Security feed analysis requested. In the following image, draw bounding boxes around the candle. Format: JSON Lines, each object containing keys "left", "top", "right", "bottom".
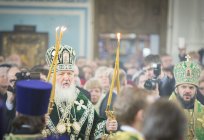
{"left": 117, "top": 33, "right": 121, "bottom": 42}
{"left": 106, "top": 32, "right": 121, "bottom": 109}
{"left": 116, "top": 33, "right": 120, "bottom": 94}
{"left": 47, "top": 26, "right": 67, "bottom": 114}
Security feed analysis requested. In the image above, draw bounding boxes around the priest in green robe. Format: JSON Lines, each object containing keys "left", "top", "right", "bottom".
{"left": 43, "top": 44, "right": 118, "bottom": 140}
{"left": 169, "top": 55, "right": 204, "bottom": 140}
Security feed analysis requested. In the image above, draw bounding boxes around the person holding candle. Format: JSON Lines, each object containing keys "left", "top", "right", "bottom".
{"left": 43, "top": 44, "right": 118, "bottom": 140}
{"left": 109, "top": 86, "right": 150, "bottom": 140}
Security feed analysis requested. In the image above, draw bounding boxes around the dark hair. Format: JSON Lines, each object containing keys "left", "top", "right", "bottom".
{"left": 144, "top": 54, "right": 161, "bottom": 66}
{"left": 143, "top": 99, "right": 186, "bottom": 140}
{"left": 12, "top": 114, "right": 45, "bottom": 133}
{"left": 0, "top": 63, "right": 12, "bottom": 68}
{"left": 31, "top": 65, "right": 49, "bottom": 76}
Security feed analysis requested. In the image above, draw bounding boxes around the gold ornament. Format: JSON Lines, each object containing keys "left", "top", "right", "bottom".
{"left": 56, "top": 121, "right": 66, "bottom": 134}
{"left": 72, "top": 121, "right": 81, "bottom": 134}
{"left": 66, "top": 122, "right": 72, "bottom": 133}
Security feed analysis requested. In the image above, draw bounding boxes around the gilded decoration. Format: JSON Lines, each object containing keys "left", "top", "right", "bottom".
{"left": 0, "top": 30, "right": 48, "bottom": 67}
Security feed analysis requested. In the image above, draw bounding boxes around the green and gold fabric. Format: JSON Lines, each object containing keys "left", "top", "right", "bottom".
{"left": 173, "top": 55, "right": 201, "bottom": 87}
{"left": 46, "top": 44, "right": 76, "bottom": 72}
{"left": 170, "top": 93, "right": 204, "bottom": 140}
{"left": 108, "top": 131, "right": 144, "bottom": 140}
{"left": 4, "top": 134, "right": 44, "bottom": 140}
{"left": 43, "top": 88, "right": 106, "bottom": 140}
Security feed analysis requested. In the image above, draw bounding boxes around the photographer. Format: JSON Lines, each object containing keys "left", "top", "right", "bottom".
{"left": 4, "top": 65, "right": 21, "bottom": 134}
{"left": 143, "top": 54, "right": 175, "bottom": 97}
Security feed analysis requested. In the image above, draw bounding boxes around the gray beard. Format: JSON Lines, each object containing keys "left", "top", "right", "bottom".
{"left": 54, "top": 83, "right": 77, "bottom": 103}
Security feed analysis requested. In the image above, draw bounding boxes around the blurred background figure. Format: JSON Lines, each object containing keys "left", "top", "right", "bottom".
{"left": 6, "top": 54, "right": 22, "bottom": 67}
{"left": 0, "top": 99, "right": 4, "bottom": 140}
{"left": 0, "top": 64, "right": 10, "bottom": 96}
{"left": 84, "top": 77, "right": 105, "bottom": 115}
{"left": 100, "top": 69, "right": 127, "bottom": 119}
{"left": 143, "top": 99, "right": 187, "bottom": 140}
{"left": 80, "top": 65, "right": 94, "bottom": 85}
{"left": 30, "top": 65, "right": 49, "bottom": 81}
{"left": 160, "top": 53, "right": 173, "bottom": 70}
{"left": 74, "top": 65, "right": 82, "bottom": 87}
{"left": 0, "top": 63, "right": 15, "bottom": 134}
{"left": 110, "top": 86, "right": 151, "bottom": 140}
{"left": 94, "top": 66, "right": 112, "bottom": 95}
{"left": 196, "top": 79, "right": 204, "bottom": 105}
{"left": 132, "top": 70, "right": 147, "bottom": 89}
{"left": 0, "top": 55, "right": 5, "bottom": 64}
{"left": 74, "top": 65, "right": 91, "bottom": 100}
{"left": 4, "top": 80, "right": 52, "bottom": 140}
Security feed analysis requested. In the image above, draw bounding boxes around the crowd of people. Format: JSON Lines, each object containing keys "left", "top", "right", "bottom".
{"left": 0, "top": 43, "right": 204, "bottom": 140}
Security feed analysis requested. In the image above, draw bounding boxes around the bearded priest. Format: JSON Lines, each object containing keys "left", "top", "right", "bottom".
{"left": 42, "top": 44, "right": 118, "bottom": 140}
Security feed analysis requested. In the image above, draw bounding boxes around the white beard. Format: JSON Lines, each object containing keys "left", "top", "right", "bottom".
{"left": 54, "top": 83, "right": 77, "bottom": 103}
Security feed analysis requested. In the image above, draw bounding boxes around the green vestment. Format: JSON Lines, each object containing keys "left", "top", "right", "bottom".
{"left": 44, "top": 88, "right": 106, "bottom": 140}
{"left": 4, "top": 134, "right": 44, "bottom": 140}
{"left": 170, "top": 93, "right": 204, "bottom": 140}
{"left": 109, "top": 131, "right": 144, "bottom": 140}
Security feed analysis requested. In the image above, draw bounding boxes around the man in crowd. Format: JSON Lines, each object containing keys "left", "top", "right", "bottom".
{"left": 143, "top": 54, "right": 175, "bottom": 97}
{"left": 169, "top": 55, "right": 204, "bottom": 140}
{"left": 0, "top": 99, "right": 4, "bottom": 140}
{"left": 4, "top": 80, "right": 52, "bottom": 140}
{"left": 43, "top": 44, "right": 117, "bottom": 140}
{"left": 0, "top": 64, "right": 16, "bottom": 134}
{"left": 110, "top": 86, "right": 150, "bottom": 140}
{"left": 143, "top": 98, "right": 187, "bottom": 140}
{"left": 84, "top": 77, "right": 105, "bottom": 115}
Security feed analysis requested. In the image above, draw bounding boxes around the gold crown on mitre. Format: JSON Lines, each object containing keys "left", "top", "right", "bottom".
{"left": 174, "top": 55, "right": 201, "bottom": 87}
{"left": 45, "top": 44, "right": 76, "bottom": 71}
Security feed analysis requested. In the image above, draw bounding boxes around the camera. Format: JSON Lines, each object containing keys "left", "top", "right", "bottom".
{"left": 7, "top": 71, "right": 40, "bottom": 94}
{"left": 144, "top": 63, "right": 161, "bottom": 90}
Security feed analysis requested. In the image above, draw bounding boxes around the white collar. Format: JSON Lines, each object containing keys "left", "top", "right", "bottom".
{"left": 120, "top": 125, "right": 144, "bottom": 138}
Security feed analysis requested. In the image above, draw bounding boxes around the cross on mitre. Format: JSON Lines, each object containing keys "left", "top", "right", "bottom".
{"left": 185, "top": 55, "right": 191, "bottom": 62}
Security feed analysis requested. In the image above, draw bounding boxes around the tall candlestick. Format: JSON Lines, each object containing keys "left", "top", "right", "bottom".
{"left": 116, "top": 33, "right": 120, "bottom": 94}
{"left": 47, "top": 26, "right": 67, "bottom": 114}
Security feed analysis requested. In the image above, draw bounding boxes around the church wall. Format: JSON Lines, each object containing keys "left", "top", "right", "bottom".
{"left": 0, "top": 0, "right": 93, "bottom": 58}
{"left": 167, "top": 0, "right": 204, "bottom": 63}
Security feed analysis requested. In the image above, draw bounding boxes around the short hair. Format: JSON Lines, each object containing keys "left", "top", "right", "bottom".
{"left": 31, "top": 65, "right": 49, "bottom": 76}
{"left": 144, "top": 54, "right": 161, "bottom": 66}
{"left": 12, "top": 114, "right": 45, "bottom": 133}
{"left": 94, "top": 66, "right": 110, "bottom": 78}
{"left": 113, "top": 86, "right": 148, "bottom": 125}
{"left": 84, "top": 78, "right": 102, "bottom": 91}
{"left": 143, "top": 98, "right": 187, "bottom": 140}
{"left": 132, "top": 70, "right": 145, "bottom": 86}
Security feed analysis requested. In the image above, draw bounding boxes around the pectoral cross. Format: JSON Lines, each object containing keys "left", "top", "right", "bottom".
{"left": 74, "top": 100, "right": 87, "bottom": 110}
{"left": 197, "top": 115, "right": 204, "bottom": 128}
{"left": 66, "top": 119, "right": 72, "bottom": 133}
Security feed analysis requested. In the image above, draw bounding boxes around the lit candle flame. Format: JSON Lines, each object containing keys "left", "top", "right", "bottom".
{"left": 61, "top": 26, "right": 67, "bottom": 32}
{"left": 117, "top": 33, "right": 121, "bottom": 41}
{"left": 56, "top": 27, "right": 59, "bottom": 32}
